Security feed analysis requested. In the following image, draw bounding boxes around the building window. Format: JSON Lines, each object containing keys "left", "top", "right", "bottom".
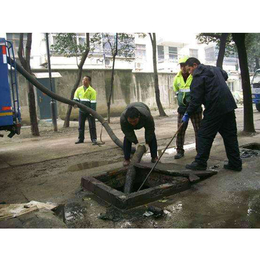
{"left": 157, "top": 45, "right": 164, "bottom": 62}
{"left": 135, "top": 44, "right": 146, "bottom": 59}
{"left": 189, "top": 49, "right": 198, "bottom": 58}
{"left": 6, "top": 33, "right": 27, "bottom": 57}
{"left": 205, "top": 47, "right": 216, "bottom": 62}
{"left": 169, "top": 47, "right": 178, "bottom": 62}
{"left": 78, "top": 37, "right": 85, "bottom": 46}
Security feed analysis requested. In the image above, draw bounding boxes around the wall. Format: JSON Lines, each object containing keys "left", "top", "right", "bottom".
{"left": 17, "top": 69, "right": 177, "bottom": 124}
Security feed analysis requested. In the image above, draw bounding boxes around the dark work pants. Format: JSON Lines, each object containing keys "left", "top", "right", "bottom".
{"left": 176, "top": 112, "right": 202, "bottom": 154}
{"left": 78, "top": 110, "right": 97, "bottom": 142}
{"left": 195, "top": 110, "right": 242, "bottom": 168}
{"left": 123, "top": 134, "right": 158, "bottom": 160}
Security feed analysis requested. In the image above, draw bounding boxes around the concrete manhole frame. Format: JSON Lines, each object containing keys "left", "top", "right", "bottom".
{"left": 81, "top": 163, "right": 216, "bottom": 210}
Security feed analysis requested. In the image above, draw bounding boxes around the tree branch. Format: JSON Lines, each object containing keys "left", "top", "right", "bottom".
{"left": 200, "top": 33, "right": 221, "bottom": 39}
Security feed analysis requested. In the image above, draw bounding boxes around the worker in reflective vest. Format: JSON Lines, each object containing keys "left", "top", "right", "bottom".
{"left": 173, "top": 56, "right": 202, "bottom": 159}
{"left": 73, "top": 76, "right": 98, "bottom": 145}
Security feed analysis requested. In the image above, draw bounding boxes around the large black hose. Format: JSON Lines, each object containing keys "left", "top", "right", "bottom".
{"left": 8, "top": 57, "right": 133, "bottom": 152}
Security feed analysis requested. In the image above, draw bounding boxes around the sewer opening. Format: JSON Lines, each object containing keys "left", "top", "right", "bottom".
{"left": 241, "top": 143, "right": 260, "bottom": 150}
{"left": 240, "top": 143, "right": 260, "bottom": 158}
{"left": 95, "top": 166, "right": 188, "bottom": 194}
{"left": 81, "top": 164, "right": 217, "bottom": 209}
{"left": 116, "top": 183, "right": 150, "bottom": 192}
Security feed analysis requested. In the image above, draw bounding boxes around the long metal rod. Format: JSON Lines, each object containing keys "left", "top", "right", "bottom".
{"left": 137, "top": 122, "right": 185, "bottom": 192}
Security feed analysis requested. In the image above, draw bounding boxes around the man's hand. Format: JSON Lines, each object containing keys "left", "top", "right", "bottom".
{"left": 181, "top": 112, "right": 189, "bottom": 123}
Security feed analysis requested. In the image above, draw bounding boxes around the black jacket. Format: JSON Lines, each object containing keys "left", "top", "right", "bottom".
{"left": 120, "top": 102, "right": 155, "bottom": 144}
{"left": 186, "top": 64, "right": 237, "bottom": 118}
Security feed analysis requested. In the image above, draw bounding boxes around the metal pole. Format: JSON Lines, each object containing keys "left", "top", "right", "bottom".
{"left": 45, "top": 33, "right": 58, "bottom": 132}
{"left": 137, "top": 123, "right": 184, "bottom": 192}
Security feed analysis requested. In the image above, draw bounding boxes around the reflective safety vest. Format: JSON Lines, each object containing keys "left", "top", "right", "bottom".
{"left": 173, "top": 71, "right": 193, "bottom": 107}
{"left": 73, "top": 85, "right": 97, "bottom": 111}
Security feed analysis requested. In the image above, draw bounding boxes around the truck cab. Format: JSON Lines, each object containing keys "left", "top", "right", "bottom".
{"left": 251, "top": 69, "right": 260, "bottom": 112}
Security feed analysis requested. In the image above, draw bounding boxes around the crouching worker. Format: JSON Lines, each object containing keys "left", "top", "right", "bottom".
{"left": 120, "top": 102, "right": 158, "bottom": 166}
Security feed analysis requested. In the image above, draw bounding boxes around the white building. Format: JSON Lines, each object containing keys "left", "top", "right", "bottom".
{"left": 5, "top": 32, "right": 241, "bottom": 92}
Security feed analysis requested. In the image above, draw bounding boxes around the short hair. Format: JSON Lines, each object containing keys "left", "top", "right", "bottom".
{"left": 125, "top": 106, "right": 140, "bottom": 119}
{"left": 185, "top": 57, "right": 201, "bottom": 67}
{"left": 84, "top": 75, "right": 91, "bottom": 81}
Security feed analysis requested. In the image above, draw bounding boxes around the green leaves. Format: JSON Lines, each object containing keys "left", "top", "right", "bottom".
{"left": 51, "top": 33, "right": 135, "bottom": 60}
{"left": 51, "top": 33, "right": 90, "bottom": 57}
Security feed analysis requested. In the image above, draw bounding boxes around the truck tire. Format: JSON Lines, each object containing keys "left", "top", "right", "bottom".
{"left": 256, "top": 103, "right": 260, "bottom": 112}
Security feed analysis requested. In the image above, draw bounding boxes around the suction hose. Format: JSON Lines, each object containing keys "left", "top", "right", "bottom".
{"left": 8, "top": 57, "right": 134, "bottom": 152}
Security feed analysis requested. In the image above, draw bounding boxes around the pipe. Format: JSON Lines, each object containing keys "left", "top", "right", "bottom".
{"left": 8, "top": 57, "right": 134, "bottom": 152}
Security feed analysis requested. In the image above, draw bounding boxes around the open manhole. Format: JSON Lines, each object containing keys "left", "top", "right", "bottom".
{"left": 241, "top": 143, "right": 260, "bottom": 150}
{"left": 240, "top": 143, "right": 260, "bottom": 158}
{"left": 81, "top": 163, "right": 216, "bottom": 210}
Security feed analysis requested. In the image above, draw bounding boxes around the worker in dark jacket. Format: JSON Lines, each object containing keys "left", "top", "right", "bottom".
{"left": 183, "top": 57, "right": 242, "bottom": 171}
{"left": 120, "top": 102, "right": 158, "bottom": 166}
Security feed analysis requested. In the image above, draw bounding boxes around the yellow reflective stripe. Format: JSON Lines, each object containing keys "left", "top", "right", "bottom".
{"left": 0, "top": 112, "right": 13, "bottom": 116}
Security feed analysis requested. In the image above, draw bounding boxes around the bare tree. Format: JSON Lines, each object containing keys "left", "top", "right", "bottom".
{"left": 102, "top": 33, "right": 135, "bottom": 123}
{"left": 149, "top": 33, "right": 167, "bottom": 117}
{"left": 216, "top": 33, "right": 229, "bottom": 69}
{"left": 106, "top": 33, "right": 118, "bottom": 123}
{"left": 18, "top": 33, "right": 40, "bottom": 136}
{"left": 197, "top": 33, "right": 229, "bottom": 68}
{"left": 232, "top": 33, "right": 255, "bottom": 133}
{"left": 52, "top": 33, "right": 92, "bottom": 127}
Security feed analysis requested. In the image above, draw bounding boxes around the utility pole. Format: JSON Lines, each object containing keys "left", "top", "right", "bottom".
{"left": 45, "top": 33, "right": 58, "bottom": 132}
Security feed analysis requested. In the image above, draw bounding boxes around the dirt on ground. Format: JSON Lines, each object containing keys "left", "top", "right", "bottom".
{"left": 1, "top": 107, "right": 260, "bottom": 228}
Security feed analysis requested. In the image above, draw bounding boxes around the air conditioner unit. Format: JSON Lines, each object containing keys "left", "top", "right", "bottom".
{"left": 135, "top": 62, "right": 143, "bottom": 70}
{"left": 40, "top": 55, "right": 47, "bottom": 67}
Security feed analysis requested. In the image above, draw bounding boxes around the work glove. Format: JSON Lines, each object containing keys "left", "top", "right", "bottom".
{"left": 181, "top": 112, "right": 189, "bottom": 123}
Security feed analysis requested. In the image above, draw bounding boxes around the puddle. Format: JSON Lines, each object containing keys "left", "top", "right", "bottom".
{"left": 240, "top": 149, "right": 260, "bottom": 159}
{"left": 163, "top": 190, "right": 260, "bottom": 228}
{"left": 64, "top": 203, "right": 86, "bottom": 224}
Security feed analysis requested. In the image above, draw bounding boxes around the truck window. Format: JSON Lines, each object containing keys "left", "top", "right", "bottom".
{"left": 252, "top": 71, "right": 260, "bottom": 87}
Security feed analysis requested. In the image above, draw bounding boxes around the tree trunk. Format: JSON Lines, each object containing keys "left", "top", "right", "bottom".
{"left": 255, "top": 56, "right": 260, "bottom": 71}
{"left": 18, "top": 33, "right": 40, "bottom": 136}
{"left": 216, "top": 33, "right": 228, "bottom": 68}
{"left": 149, "top": 33, "right": 167, "bottom": 117}
{"left": 63, "top": 33, "right": 90, "bottom": 128}
{"left": 107, "top": 33, "right": 118, "bottom": 124}
{"left": 232, "top": 33, "right": 255, "bottom": 133}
